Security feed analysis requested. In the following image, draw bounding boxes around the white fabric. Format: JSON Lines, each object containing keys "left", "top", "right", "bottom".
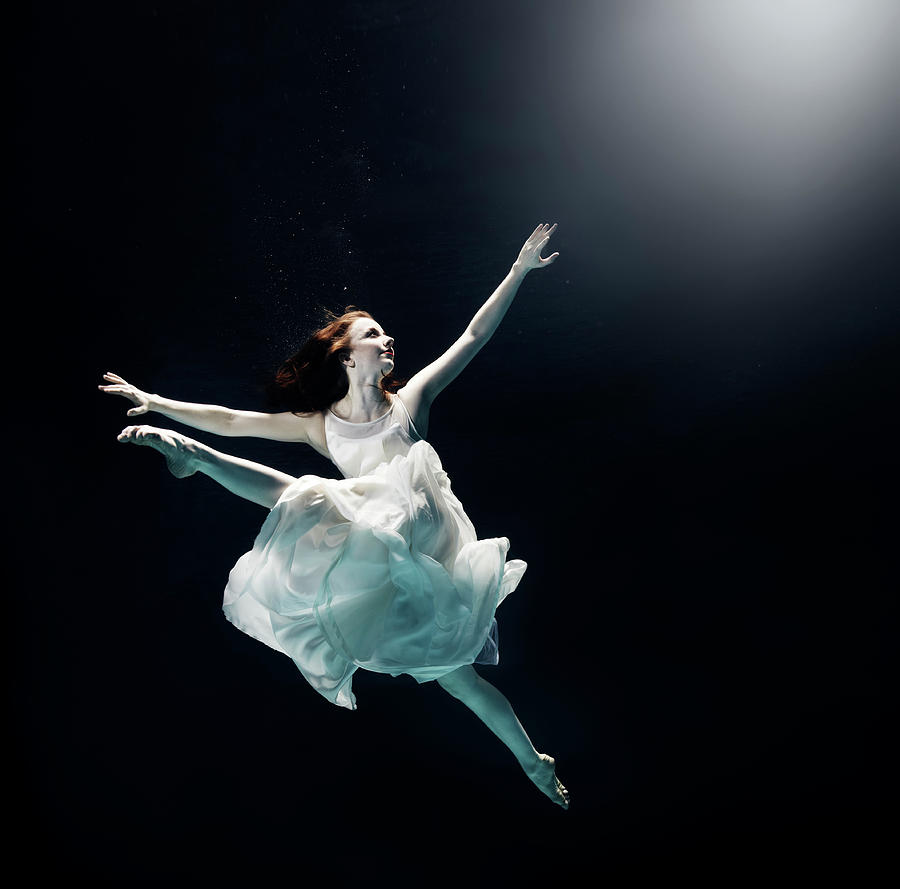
{"left": 222, "top": 396, "right": 525, "bottom": 710}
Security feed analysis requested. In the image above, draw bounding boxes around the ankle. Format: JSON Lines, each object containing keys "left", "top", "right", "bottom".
{"left": 187, "top": 439, "right": 214, "bottom": 467}
{"left": 522, "top": 751, "right": 548, "bottom": 777}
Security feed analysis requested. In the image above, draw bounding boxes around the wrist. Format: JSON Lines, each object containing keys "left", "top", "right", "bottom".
{"left": 510, "top": 261, "right": 529, "bottom": 279}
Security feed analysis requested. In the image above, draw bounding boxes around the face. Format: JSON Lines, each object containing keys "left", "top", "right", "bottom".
{"left": 344, "top": 317, "right": 395, "bottom": 373}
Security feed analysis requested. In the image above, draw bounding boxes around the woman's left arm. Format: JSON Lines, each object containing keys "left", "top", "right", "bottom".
{"left": 400, "top": 223, "right": 558, "bottom": 416}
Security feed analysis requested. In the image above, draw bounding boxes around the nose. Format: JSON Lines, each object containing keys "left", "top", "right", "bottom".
{"left": 384, "top": 337, "right": 394, "bottom": 351}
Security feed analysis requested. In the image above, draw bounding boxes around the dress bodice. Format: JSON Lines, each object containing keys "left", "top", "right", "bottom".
{"left": 324, "top": 395, "right": 423, "bottom": 478}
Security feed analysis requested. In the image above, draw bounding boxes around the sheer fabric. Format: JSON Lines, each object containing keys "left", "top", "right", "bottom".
{"left": 222, "top": 396, "right": 524, "bottom": 709}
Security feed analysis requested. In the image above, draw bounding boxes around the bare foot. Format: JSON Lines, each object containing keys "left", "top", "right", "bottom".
{"left": 525, "top": 753, "right": 570, "bottom": 809}
{"left": 117, "top": 425, "right": 200, "bottom": 478}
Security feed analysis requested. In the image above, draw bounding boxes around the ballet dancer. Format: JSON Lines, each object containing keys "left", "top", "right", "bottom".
{"left": 101, "top": 223, "right": 568, "bottom": 808}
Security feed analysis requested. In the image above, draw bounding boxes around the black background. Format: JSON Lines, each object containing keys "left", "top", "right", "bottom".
{"left": 15, "top": 0, "right": 898, "bottom": 879}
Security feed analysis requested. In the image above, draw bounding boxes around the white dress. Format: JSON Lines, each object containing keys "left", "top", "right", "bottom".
{"left": 222, "top": 395, "right": 526, "bottom": 710}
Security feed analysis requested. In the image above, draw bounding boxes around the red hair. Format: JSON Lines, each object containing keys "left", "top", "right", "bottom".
{"left": 268, "top": 307, "right": 405, "bottom": 413}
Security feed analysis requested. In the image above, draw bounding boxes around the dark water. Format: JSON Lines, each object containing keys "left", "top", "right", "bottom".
{"left": 18, "top": 0, "right": 898, "bottom": 877}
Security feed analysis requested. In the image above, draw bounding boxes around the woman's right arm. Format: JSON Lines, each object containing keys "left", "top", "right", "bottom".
{"left": 98, "top": 372, "right": 316, "bottom": 443}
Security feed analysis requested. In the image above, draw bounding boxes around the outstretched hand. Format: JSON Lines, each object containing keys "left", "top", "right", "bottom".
{"left": 98, "top": 372, "right": 152, "bottom": 417}
{"left": 515, "top": 222, "right": 559, "bottom": 271}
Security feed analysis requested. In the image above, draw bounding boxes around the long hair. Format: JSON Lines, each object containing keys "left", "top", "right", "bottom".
{"left": 267, "top": 307, "right": 405, "bottom": 413}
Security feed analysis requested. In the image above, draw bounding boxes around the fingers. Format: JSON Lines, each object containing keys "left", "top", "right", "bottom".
{"left": 521, "top": 224, "right": 560, "bottom": 268}
{"left": 102, "top": 372, "right": 129, "bottom": 389}
{"left": 99, "top": 372, "right": 132, "bottom": 393}
{"left": 99, "top": 374, "right": 146, "bottom": 411}
{"left": 534, "top": 225, "right": 559, "bottom": 266}
{"left": 99, "top": 372, "right": 124, "bottom": 394}
{"left": 527, "top": 222, "right": 558, "bottom": 245}
{"left": 98, "top": 383, "right": 135, "bottom": 404}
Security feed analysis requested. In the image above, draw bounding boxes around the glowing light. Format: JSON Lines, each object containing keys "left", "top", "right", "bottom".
{"left": 569, "top": 0, "right": 899, "bottom": 242}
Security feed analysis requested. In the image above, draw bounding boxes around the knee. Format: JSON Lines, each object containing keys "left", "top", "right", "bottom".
{"left": 436, "top": 665, "right": 482, "bottom": 700}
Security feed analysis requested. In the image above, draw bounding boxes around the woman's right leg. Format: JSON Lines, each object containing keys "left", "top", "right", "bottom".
{"left": 117, "top": 425, "right": 295, "bottom": 508}
{"left": 436, "top": 664, "right": 569, "bottom": 808}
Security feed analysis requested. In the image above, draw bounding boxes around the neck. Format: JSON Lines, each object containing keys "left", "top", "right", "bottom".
{"left": 334, "top": 374, "right": 391, "bottom": 421}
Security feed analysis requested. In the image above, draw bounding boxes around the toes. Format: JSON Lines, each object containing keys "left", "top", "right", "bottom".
{"left": 117, "top": 424, "right": 149, "bottom": 442}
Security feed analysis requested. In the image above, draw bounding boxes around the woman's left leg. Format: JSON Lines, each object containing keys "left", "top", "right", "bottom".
{"left": 436, "top": 665, "right": 569, "bottom": 808}
{"left": 117, "top": 424, "right": 295, "bottom": 508}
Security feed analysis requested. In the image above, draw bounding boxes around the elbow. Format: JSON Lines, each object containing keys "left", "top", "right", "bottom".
{"left": 220, "top": 408, "right": 241, "bottom": 436}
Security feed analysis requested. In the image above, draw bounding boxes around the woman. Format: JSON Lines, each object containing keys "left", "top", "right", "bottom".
{"left": 100, "top": 223, "right": 568, "bottom": 808}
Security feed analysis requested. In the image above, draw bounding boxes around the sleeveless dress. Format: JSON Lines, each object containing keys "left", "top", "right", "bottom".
{"left": 222, "top": 395, "right": 527, "bottom": 710}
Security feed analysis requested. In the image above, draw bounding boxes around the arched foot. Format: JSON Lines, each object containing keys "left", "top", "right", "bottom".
{"left": 117, "top": 425, "right": 200, "bottom": 478}
{"left": 525, "top": 753, "right": 570, "bottom": 809}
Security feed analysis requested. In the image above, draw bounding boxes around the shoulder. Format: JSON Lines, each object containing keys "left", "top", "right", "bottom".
{"left": 394, "top": 386, "right": 430, "bottom": 439}
{"left": 294, "top": 407, "right": 327, "bottom": 437}
{"left": 268, "top": 410, "right": 329, "bottom": 452}
{"left": 298, "top": 410, "right": 332, "bottom": 459}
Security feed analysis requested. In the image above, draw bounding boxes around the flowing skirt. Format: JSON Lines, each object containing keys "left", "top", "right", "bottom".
{"left": 222, "top": 440, "right": 526, "bottom": 709}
